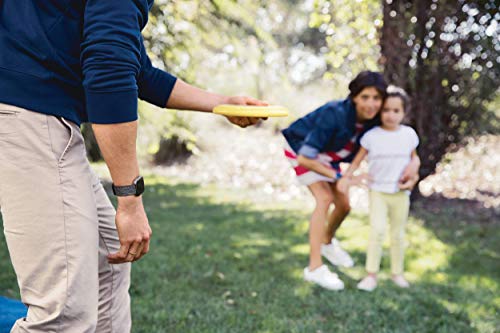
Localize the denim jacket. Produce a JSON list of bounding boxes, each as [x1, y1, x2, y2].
[[282, 98, 379, 163]]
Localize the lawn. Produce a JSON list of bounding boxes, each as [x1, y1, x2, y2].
[[1, 175, 498, 333]]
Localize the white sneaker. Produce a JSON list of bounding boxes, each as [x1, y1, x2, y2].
[[321, 238, 354, 268], [304, 265, 345, 290], [392, 275, 410, 288], [357, 275, 377, 292]]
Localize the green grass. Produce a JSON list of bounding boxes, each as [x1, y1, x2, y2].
[[1, 175, 498, 333]]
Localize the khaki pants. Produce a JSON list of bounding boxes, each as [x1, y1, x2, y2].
[[0, 104, 131, 332], [366, 190, 410, 275]]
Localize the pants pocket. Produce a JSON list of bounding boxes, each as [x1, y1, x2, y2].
[[0, 109, 20, 134], [47, 116, 74, 165]]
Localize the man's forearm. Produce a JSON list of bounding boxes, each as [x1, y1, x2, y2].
[[92, 121, 140, 186], [165, 79, 229, 112]]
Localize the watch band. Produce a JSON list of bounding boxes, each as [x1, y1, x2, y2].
[[112, 176, 144, 197]]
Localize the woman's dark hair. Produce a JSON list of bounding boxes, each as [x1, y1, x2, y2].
[[348, 71, 388, 99], [386, 85, 411, 112]]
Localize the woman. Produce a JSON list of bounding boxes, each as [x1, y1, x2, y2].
[[282, 71, 419, 290]]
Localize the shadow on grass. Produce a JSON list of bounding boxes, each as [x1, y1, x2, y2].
[[411, 194, 500, 282], [411, 193, 498, 225]]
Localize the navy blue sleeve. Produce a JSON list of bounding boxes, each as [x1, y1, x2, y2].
[[137, 38, 178, 108], [298, 104, 338, 158], [81, 0, 149, 124]]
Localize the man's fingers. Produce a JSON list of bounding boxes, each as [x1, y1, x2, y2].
[[118, 243, 130, 260], [237, 119, 249, 127], [108, 243, 131, 263], [143, 237, 151, 255], [244, 97, 268, 106], [133, 242, 145, 261], [127, 242, 141, 261], [226, 116, 249, 128], [248, 117, 260, 125], [245, 97, 259, 105]]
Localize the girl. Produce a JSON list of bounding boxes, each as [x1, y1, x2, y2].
[[338, 86, 420, 291], [282, 71, 420, 290]]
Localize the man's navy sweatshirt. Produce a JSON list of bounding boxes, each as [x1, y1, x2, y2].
[[0, 0, 177, 125]]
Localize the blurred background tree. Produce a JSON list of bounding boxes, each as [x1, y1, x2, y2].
[[141, 0, 277, 164], [83, 0, 499, 186], [380, 0, 499, 180], [310, 0, 499, 185], [308, 0, 382, 86]]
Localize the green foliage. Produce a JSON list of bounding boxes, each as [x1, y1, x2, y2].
[[137, 1, 289, 162], [138, 102, 198, 164], [131, 0, 352, 163], [144, 0, 276, 83], [81, 1, 498, 180], [309, 0, 383, 85], [145, 0, 363, 97]]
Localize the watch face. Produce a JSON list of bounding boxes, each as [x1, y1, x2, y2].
[[135, 176, 145, 196]]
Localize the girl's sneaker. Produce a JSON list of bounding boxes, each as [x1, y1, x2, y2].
[[321, 238, 354, 268], [357, 275, 377, 292], [304, 265, 345, 290], [392, 275, 410, 288]]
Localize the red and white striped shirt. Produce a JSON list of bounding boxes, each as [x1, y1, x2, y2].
[[284, 123, 364, 182]]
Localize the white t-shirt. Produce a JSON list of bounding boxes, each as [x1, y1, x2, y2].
[[360, 125, 419, 194]]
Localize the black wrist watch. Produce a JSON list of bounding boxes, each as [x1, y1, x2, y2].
[[112, 176, 145, 197]]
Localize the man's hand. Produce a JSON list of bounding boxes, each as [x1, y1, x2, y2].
[[92, 121, 151, 263], [108, 196, 152, 264], [224, 96, 268, 128], [166, 79, 269, 127]]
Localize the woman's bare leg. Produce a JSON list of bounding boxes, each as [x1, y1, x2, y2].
[[325, 182, 351, 242], [307, 182, 334, 270]]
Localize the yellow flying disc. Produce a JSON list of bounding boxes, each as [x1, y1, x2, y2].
[[213, 104, 289, 117]]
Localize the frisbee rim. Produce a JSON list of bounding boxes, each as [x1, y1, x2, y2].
[[213, 104, 289, 117]]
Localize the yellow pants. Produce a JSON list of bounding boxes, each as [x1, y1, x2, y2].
[[366, 190, 410, 275]]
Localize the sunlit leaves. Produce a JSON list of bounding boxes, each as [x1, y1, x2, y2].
[[310, 0, 383, 85]]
